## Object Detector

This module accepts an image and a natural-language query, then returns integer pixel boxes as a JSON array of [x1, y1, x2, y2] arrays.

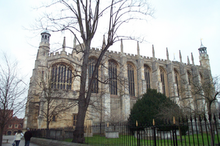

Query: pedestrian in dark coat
[[24, 128, 32, 146]]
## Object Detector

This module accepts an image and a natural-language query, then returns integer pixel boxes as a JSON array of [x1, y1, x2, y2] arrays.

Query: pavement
[[2, 135, 40, 146]]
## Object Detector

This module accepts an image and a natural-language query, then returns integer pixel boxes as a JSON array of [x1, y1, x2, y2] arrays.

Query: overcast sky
[[0, 0, 220, 116]]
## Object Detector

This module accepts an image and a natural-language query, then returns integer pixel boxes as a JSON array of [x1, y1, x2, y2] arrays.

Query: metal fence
[[31, 114, 220, 146]]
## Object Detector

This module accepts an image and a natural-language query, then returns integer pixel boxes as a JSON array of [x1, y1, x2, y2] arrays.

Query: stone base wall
[[31, 137, 90, 146]]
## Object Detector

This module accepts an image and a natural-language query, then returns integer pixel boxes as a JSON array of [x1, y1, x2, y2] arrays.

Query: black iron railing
[[31, 114, 220, 146]]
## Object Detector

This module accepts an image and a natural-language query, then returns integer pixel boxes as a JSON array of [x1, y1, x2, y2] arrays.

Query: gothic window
[[51, 64, 72, 90], [174, 69, 180, 96], [42, 71, 44, 79], [108, 60, 117, 95], [160, 68, 166, 95], [127, 63, 135, 96], [73, 114, 77, 126], [52, 115, 56, 122], [187, 71, 191, 84], [89, 58, 98, 93], [199, 72, 204, 85], [144, 65, 151, 90]]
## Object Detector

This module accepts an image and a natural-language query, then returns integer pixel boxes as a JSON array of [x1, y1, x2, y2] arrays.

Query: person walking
[[14, 130, 23, 146], [24, 128, 32, 146]]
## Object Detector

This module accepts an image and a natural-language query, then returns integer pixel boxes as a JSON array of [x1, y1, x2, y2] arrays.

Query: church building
[[23, 30, 214, 129]]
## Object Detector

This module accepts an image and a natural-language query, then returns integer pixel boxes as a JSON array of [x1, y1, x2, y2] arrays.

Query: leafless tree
[[0, 54, 26, 146], [188, 73, 220, 146], [37, 68, 78, 130], [180, 72, 219, 116], [37, 0, 153, 143]]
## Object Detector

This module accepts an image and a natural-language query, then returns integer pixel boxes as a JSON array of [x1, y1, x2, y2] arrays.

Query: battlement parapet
[[47, 50, 81, 63]]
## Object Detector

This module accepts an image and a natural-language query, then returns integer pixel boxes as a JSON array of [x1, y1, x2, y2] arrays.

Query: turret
[[152, 45, 155, 58], [179, 50, 182, 63], [120, 39, 123, 53], [137, 41, 140, 56], [37, 29, 51, 59], [198, 40, 207, 55], [166, 47, 169, 60], [198, 40, 210, 70], [40, 29, 51, 49]]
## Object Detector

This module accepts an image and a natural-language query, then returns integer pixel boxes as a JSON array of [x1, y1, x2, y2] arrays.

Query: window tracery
[[127, 63, 135, 96], [108, 60, 117, 95], [89, 58, 98, 93], [144, 65, 151, 90], [160, 68, 166, 95], [174, 69, 180, 96], [51, 64, 72, 90]]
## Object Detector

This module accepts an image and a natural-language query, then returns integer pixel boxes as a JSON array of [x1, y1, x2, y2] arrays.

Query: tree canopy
[[128, 89, 181, 126]]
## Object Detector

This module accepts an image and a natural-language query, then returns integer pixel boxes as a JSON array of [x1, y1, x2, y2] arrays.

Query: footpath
[[2, 135, 88, 146], [2, 135, 39, 146]]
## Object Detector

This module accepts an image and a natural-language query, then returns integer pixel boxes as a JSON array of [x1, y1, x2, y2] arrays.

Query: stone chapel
[[23, 30, 214, 129]]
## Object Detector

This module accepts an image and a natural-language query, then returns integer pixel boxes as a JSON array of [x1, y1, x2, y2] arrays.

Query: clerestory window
[[73, 114, 77, 126], [127, 63, 135, 96], [144, 65, 151, 90], [108, 60, 117, 95], [187, 71, 191, 85], [88, 58, 98, 93], [160, 68, 166, 95], [174, 70, 179, 96]]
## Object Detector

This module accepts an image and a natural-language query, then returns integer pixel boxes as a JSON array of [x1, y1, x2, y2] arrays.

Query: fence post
[[152, 119, 156, 146], [209, 114, 215, 146], [153, 126, 156, 146], [137, 130, 140, 146], [172, 117, 178, 146], [214, 115, 220, 145], [136, 120, 140, 146]]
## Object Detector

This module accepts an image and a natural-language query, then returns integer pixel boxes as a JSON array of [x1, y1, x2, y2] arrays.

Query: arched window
[[108, 60, 117, 95], [144, 65, 151, 90], [187, 71, 191, 84], [160, 68, 166, 95], [51, 64, 72, 90], [127, 63, 135, 96], [199, 72, 204, 84], [174, 69, 179, 96], [89, 58, 98, 93]]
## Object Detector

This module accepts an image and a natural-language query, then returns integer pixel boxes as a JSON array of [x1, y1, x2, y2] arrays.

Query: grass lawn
[[64, 134, 220, 146]]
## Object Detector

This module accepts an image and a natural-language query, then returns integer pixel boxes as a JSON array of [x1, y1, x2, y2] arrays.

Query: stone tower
[[198, 41, 211, 71]]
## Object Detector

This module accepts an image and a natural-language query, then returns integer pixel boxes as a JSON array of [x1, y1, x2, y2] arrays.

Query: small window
[[187, 71, 191, 85], [52, 115, 56, 122], [73, 114, 77, 126], [42, 71, 44, 79], [8, 125, 12, 128], [7, 131, 11, 135], [14, 124, 18, 128]]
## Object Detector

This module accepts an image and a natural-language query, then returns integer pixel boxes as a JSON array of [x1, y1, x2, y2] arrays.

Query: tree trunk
[[72, 104, 87, 143], [72, 41, 91, 143], [0, 127, 3, 146], [46, 101, 50, 138]]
